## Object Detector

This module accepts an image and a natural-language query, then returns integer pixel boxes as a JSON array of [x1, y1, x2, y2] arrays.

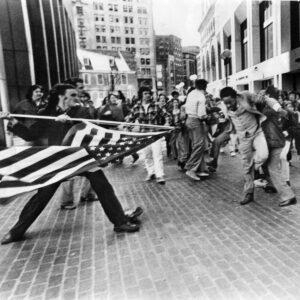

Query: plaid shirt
[[127, 102, 171, 132]]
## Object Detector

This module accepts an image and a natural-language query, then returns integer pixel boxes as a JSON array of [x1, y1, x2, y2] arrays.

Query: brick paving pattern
[[0, 148, 300, 300]]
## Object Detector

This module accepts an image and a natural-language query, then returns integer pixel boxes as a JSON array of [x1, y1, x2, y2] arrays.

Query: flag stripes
[[0, 121, 170, 201]]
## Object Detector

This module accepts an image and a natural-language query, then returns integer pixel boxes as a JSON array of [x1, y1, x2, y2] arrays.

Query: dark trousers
[[209, 131, 230, 168], [9, 169, 127, 236]]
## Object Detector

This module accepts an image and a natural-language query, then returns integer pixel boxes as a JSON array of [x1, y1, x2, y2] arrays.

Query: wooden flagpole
[[10, 114, 175, 130]]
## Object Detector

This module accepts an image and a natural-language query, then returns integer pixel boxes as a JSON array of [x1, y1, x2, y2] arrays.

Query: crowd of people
[[1, 76, 300, 244]]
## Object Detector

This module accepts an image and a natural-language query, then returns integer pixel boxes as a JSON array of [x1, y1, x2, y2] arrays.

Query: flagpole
[[10, 114, 175, 130]]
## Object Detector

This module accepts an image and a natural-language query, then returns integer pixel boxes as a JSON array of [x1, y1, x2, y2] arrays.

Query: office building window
[[83, 74, 90, 85], [93, 2, 103, 10], [146, 58, 150, 65], [124, 16, 134, 24], [121, 75, 127, 84], [76, 6, 83, 15], [141, 58, 145, 65], [241, 20, 248, 69], [260, 1, 273, 61], [97, 74, 104, 85]]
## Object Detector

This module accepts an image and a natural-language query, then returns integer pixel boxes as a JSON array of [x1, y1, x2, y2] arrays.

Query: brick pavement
[[0, 148, 300, 300]]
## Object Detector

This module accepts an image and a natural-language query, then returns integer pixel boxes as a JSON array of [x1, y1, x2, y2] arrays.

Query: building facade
[[78, 49, 138, 107], [0, 0, 78, 146], [156, 35, 184, 95], [182, 46, 199, 88], [72, 0, 156, 91], [198, 0, 300, 96]]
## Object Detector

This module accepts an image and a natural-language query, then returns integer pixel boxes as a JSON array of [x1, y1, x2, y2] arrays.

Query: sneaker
[[114, 222, 140, 233], [254, 179, 268, 188], [156, 177, 166, 185], [61, 204, 77, 210], [185, 170, 201, 181], [208, 166, 216, 173], [145, 174, 155, 181], [196, 171, 210, 177]]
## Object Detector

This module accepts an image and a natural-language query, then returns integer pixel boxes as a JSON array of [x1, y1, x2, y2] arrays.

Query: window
[[76, 6, 83, 15], [141, 58, 145, 65], [116, 37, 121, 44], [83, 74, 90, 85], [93, 2, 103, 10], [96, 36, 106, 43], [121, 74, 127, 84], [241, 20, 248, 69], [97, 74, 104, 85], [146, 58, 150, 65], [126, 37, 130, 44], [109, 15, 119, 23], [260, 1, 273, 61], [124, 16, 134, 24], [123, 5, 132, 12]]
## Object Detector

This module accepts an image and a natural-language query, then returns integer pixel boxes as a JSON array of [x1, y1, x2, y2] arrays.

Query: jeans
[[210, 131, 231, 168], [9, 169, 127, 237], [176, 126, 190, 164], [185, 117, 206, 172], [238, 130, 269, 195], [142, 138, 164, 178]]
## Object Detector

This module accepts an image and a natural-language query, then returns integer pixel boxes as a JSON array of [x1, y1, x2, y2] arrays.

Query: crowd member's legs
[[228, 133, 238, 156], [60, 177, 82, 209], [143, 144, 155, 180], [185, 117, 206, 180], [169, 130, 178, 160], [267, 148, 296, 206], [208, 131, 230, 171], [176, 126, 190, 169], [151, 138, 165, 183], [238, 131, 268, 205], [280, 140, 291, 184]]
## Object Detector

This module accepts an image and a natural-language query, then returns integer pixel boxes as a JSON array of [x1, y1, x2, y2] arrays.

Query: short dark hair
[[171, 91, 179, 97], [265, 85, 279, 100], [26, 84, 44, 100], [46, 83, 75, 110], [195, 79, 208, 90], [138, 86, 152, 99], [63, 77, 83, 86], [220, 87, 237, 99]]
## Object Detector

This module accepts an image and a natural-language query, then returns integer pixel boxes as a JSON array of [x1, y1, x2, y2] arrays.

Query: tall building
[[182, 46, 199, 87], [0, 0, 78, 146], [72, 0, 156, 91], [155, 35, 184, 95], [198, 0, 300, 95]]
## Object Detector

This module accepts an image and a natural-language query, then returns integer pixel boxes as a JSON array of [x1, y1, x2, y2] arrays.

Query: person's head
[[288, 91, 296, 101], [64, 77, 84, 95], [173, 98, 179, 109], [118, 90, 126, 103], [265, 85, 279, 100], [47, 83, 81, 111], [220, 87, 238, 111], [79, 91, 91, 104], [26, 84, 44, 102], [283, 100, 294, 113], [195, 79, 208, 91], [138, 86, 152, 103], [278, 90, 287, 104], [158, 93, 167, 107], [108, 93, 119, 105], [171, 91, 179, 99]]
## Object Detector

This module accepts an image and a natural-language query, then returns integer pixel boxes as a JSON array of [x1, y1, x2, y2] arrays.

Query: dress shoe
[[207, 166, 216, 173], [264, 185, 277, 193], [185, 170, 201, 181], [114, 222, 140, 233], [1, 232, 23, 245], [61, 204, 77, 210], [240, 193, 254, 205], [145, 174, 155, 181], [279, 197, 297, 207]]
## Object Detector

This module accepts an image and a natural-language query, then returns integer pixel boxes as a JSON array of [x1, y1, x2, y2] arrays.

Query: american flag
[[0, 121, 168, 201]]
